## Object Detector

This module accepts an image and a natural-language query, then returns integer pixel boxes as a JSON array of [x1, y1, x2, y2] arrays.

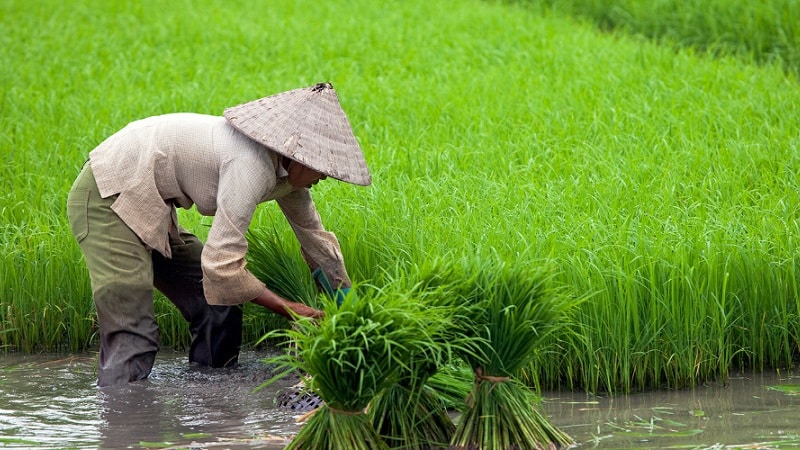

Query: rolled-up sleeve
[[276, 189, 351, 289], [201, 157, 273, 305]]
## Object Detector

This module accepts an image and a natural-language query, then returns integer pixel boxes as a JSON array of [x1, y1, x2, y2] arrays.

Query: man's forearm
[[251, 288, 290, 318]]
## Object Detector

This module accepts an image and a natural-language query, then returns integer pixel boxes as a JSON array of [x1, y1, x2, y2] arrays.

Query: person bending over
[[66, 83, 371, 387]]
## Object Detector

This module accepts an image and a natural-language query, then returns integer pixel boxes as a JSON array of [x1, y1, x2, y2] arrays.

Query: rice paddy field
[[2, 0, 799, 396]]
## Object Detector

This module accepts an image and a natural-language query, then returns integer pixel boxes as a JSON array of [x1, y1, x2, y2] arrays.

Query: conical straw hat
[[223, 83, 371, 186]]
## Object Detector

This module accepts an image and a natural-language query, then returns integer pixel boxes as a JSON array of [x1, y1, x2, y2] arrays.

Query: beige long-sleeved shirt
[[89, 113, 350, 306]]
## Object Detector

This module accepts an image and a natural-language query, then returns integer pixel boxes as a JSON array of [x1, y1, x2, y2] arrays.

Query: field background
[[1, 0, 799, 394]]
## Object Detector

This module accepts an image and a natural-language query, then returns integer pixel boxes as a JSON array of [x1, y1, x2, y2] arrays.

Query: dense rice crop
[[519, 0, 800, 77], [2, 0, 799, 394]]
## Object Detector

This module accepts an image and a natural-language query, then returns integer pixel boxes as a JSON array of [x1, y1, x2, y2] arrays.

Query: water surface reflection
[[1, 350, 297, 449], [543, 370, 800, 448], [1, 351, 799, 448]]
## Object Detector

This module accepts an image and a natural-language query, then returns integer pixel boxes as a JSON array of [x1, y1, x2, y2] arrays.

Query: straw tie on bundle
[[328, 407, 363, 415], [474, 367, 510, 384], [295, 405, 364, 424], [466, 367, 510, 408]]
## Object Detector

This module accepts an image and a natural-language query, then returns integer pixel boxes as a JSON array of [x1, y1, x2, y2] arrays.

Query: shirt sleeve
[[201, 156, 272, 306], [276, 188, 352, 290]]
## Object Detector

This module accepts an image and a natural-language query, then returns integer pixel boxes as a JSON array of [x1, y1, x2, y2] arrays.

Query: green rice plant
[[552, 242, 736, 393], [367, 266, 481, 449], [0, 227, 97, 352], [524, 0, 800, 76], [3, 0, 800, 400], [449, 260, 578, 449], [246, 227, 318, 306], [245, 226, 322, 341], [260, 292, 445, 450]]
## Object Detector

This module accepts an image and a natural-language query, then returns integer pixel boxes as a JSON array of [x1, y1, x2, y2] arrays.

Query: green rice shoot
[[449, 261, 578, 449], [260, 292, 447, 450], [366, 271, 476, 449]]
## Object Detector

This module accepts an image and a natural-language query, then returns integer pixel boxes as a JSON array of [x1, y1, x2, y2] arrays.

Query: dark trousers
[[67, 164, 242, 387]]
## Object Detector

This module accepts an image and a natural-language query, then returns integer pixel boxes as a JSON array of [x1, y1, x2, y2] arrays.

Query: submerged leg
[[67, 164, 159, 387], [93, 283, 159, 386], [153, 230, 242, 368]]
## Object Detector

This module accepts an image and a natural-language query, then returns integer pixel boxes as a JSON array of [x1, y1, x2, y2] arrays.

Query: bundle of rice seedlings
[[369, 264, 481, 449], [368, 316, 461, 449], [370, 368, 455, 449], [449, 261, 577, 450], [262, 292, 441, 450]]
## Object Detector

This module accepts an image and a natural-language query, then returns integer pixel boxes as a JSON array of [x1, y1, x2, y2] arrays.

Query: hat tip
[[311, 82, 334, 92]]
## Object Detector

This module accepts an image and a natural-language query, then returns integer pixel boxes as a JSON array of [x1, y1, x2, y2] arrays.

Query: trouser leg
[[67, 164, 159, 387], [152, 230, 242, 368]]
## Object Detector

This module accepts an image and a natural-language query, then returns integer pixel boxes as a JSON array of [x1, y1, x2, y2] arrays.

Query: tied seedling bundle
[[262, 292, 442, 450], [369, 359, 457, 450], [450, 262, 576, 450], [368, 271, 478, 449]]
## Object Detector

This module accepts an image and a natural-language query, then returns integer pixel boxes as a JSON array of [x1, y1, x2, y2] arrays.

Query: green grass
[[1, 0, 799, 394], [517, 0, 800, 77]]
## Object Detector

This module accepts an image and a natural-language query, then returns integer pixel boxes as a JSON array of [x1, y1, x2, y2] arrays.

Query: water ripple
[[0, 350, 300, 449]]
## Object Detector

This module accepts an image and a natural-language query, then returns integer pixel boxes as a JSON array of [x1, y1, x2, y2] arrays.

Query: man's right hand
[[251, 288, 323, 320], [283, 300, 324, 320]]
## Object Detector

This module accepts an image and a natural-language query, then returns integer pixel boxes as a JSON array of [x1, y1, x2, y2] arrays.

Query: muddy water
[[1, 350, 799, 449], [0, 350, 295, 449], [543, 372, 800, 448]]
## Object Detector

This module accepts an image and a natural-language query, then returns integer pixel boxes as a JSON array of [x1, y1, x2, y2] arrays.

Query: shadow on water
[[1, 350, 800, 449]]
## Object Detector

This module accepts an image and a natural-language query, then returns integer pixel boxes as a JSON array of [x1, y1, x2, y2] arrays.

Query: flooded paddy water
[[1, 350, 799, 449]]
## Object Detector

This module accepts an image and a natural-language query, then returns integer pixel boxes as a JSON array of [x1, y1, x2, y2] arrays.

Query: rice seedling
[[3, 0, 800, 401], [448, 261, 578, 449], [260, 291, 446, 450], [605, 415, 704, 439], [367, 265, 482, 449], [246, 227, 318, 307], [767, 384, 800, 395], [524, 0, 800, 77]]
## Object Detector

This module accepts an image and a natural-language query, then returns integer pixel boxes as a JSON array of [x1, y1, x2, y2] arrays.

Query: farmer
[[66, 83, 371, 387]]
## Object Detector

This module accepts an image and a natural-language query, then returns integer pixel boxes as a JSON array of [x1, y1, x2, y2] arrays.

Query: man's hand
[[283, 300, 324, 320], [251, 288, 323, 320]]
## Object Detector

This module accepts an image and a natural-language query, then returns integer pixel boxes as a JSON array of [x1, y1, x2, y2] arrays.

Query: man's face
[[287, 160, 327, 188]]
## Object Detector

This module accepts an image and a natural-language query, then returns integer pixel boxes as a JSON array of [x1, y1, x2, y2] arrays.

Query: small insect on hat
[[223, 82, 372, 186]]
